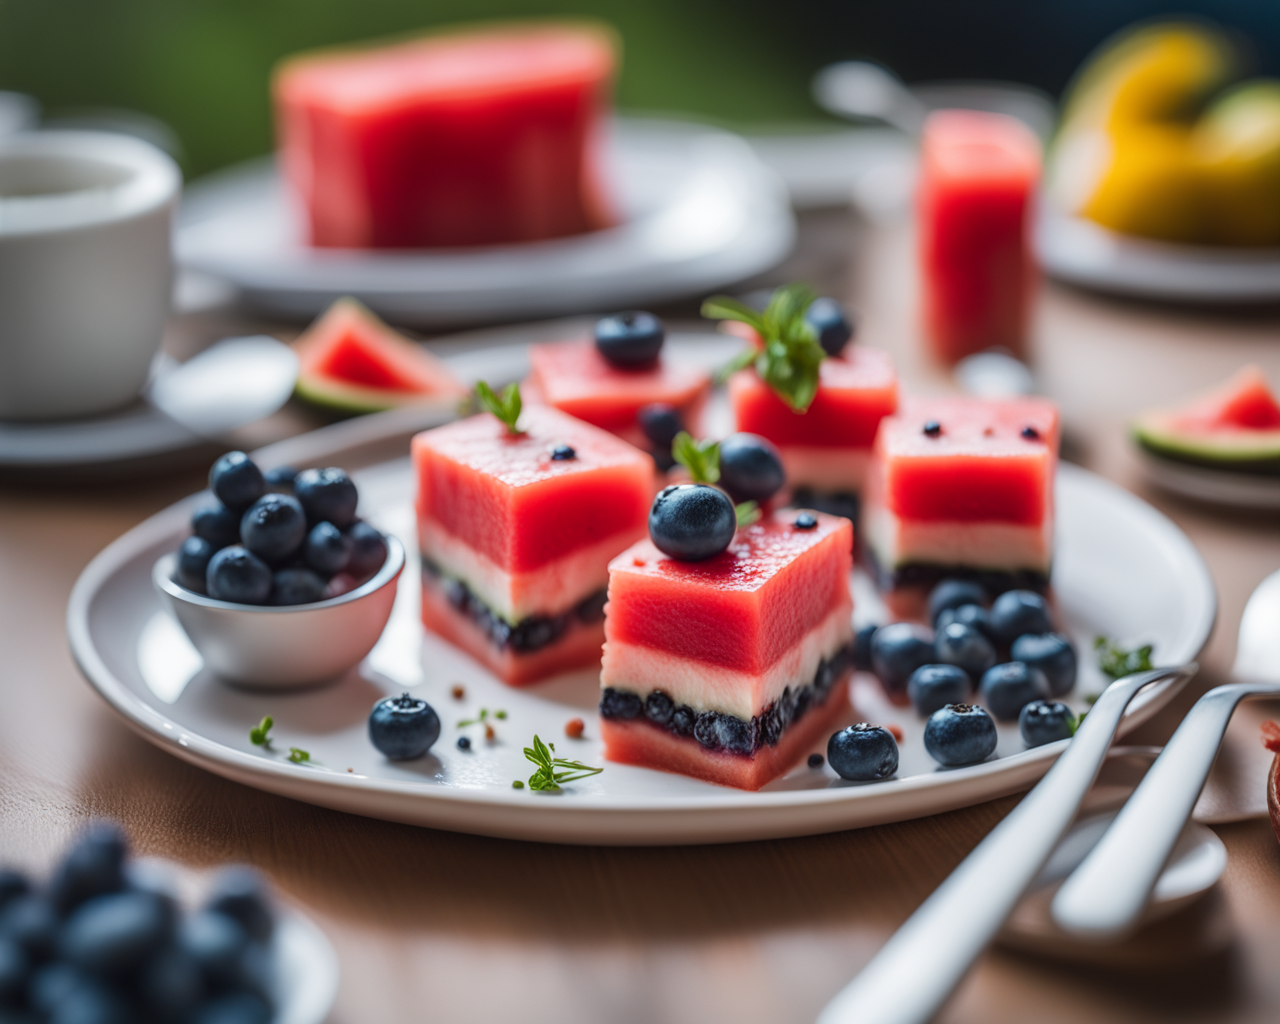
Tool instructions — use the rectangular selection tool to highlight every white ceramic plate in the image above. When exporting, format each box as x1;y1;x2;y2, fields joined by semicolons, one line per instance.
1136;447;1280;511
68;452;1214;846
175;117;795;327
1037;204;1280;304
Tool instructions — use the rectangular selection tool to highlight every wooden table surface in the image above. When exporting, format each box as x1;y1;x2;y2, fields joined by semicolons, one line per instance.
2;209;1280;1023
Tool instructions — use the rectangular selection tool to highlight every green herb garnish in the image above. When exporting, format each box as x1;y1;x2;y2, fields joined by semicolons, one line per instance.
672;431;720;484
458;707;506;728
735;500;761;528
512;780;525;789
287;747;311;764
249;716;273;747
475;380;523;434
523;734;604;792
1094;637;1155;680
703;283;826;412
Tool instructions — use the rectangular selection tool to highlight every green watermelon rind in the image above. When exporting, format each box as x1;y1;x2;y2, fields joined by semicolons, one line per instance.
1132;412;1280;476
295;372;461;415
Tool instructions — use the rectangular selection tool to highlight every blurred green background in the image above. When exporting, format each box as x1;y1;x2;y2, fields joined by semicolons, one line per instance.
1;0;1277;180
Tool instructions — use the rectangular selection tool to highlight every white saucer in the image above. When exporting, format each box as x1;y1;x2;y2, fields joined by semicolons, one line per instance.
67;332;1215;844
176;117;795;327
1037;204;1280;304
1136;447;1280;510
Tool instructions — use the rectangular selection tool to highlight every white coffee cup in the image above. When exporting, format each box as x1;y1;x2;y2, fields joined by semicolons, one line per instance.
0;131;180;420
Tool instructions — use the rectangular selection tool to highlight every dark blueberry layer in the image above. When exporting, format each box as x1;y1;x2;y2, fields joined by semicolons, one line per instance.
423;559;606;654
862;545;1050;595
600;643;852;758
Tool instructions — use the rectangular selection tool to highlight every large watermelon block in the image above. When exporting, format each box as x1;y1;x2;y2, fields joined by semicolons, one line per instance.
412;405;652;685
293;298;466;413
524;339;711;450
600;510;854;790
728;347;898;496
274;23;616;249
864;395;1060;593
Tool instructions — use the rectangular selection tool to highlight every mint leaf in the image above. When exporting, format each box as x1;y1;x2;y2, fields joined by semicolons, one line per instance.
522;733;602;791
672;432;720;484
249;716;273;747
1094;636;1155;680
475;380;523;434
287;747;310;764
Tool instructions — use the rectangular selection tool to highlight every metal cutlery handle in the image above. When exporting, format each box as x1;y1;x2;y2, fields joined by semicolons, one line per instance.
817;665;1194;1024
1052;680;1280;939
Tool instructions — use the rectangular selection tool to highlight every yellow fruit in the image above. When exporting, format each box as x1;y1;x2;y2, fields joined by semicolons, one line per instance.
1080;124;1203;242
1193;81;1280;246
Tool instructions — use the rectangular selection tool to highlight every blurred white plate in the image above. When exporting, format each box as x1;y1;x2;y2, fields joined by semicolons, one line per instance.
1136;447;1280;511
67;338;1215;846
176;117;795;327
1037;205;1280;304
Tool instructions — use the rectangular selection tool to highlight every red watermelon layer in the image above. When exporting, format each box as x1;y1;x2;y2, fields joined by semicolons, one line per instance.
525;340;711;449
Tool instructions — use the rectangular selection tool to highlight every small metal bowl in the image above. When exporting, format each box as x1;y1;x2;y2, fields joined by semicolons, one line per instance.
153;536;405;689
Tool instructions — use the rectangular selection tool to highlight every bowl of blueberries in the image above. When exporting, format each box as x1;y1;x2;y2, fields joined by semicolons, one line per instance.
0;823;338;1024
154;451;404;688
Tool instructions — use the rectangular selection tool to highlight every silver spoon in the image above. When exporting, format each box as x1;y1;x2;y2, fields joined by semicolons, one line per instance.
1051;568;1280;940
816;664;1196;1024
811;61;929;136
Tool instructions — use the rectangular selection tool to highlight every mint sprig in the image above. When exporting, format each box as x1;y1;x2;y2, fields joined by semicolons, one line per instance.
703;283;826;413
1094;636;1155;680
476;380;523;434
287;747;311;764
249;716;273;747
672;432;720;484
523;734;604;792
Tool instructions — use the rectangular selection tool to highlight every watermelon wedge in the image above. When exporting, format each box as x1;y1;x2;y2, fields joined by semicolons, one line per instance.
1133;365;1280;474
293;299;466;413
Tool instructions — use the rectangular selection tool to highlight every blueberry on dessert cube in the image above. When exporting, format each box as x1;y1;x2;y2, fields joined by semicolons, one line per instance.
413;405;652;685
192;503;241;549
863;396;1059;605
175;537;216;593
979;661;1050;721
1020;700;1075;747
718;432;785;504
870;622;935;697
827;723;898;781
990;589;1054;644
525;335;711;450
369;693;441;760
1011;633;1077;696
593;310;665;368
648;484;736;562
240;494;307;564
293;467;358;528
805;297;856;357
600;509;854;790
206;547;272;605
209;452;266;512
908;664;971;716
924;703;997;767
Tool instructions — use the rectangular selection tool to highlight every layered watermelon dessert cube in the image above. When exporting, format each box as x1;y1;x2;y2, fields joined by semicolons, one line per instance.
728;347;898;516
274;23;616;249
525;339;711;451
864;395;1060;598
599;510;855;790
412;405;652;685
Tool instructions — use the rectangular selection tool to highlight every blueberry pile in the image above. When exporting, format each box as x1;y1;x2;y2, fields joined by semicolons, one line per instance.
0;824;278;1024
854;578;1079;768
175;451;388;606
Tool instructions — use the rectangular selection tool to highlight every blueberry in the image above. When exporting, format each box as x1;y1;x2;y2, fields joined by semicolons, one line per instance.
924;703;998;767
456;736;471;751
209;452;265;512
303;521;350;576
191;992;272;1024
644;691;674;725
793;512;818;530
293;467;358;528
1020;700;1075;747
263;465;298;493
852;624;877;672
923;421;942;437
1011;633;1078;697
637;403;683;448
594;311;665;368
869;622;935;695
936;603;997;643
28;963;89;1015
670;706;696;736
908;664;971;717
46;983;131;1024
49;824;127;916
178;911;247;983
805;297;855;357
927;579;987;625
205;866;274;945
934;621;997;682
0;938;27;1003
191;503;241;549
138;948;203;1019
175;536;215;594
989;589;1052;643
0;871;29;910
205;547;272;605
369;693;441;760
599;688;642;720
648;484;736;561
979;661;1051;721
827;723;899;781
808;753;825;769
0;897;57;959
239;494;307;564
60;892;170;976
718;433;785;504
346;521;388;579
550;444;576;461
270;568;326;605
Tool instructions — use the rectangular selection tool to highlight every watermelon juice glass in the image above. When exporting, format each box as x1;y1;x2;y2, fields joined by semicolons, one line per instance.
918;110;1041;364
274;22;617;249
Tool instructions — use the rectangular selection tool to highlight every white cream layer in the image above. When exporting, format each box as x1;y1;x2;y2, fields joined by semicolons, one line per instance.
600;604;853;721
779;446;871;491
864;500;1054;574
419;518;633;621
